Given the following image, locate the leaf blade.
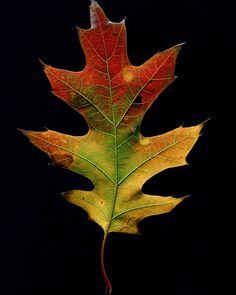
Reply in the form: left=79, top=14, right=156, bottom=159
left=110, top=195, right=187, bottom=234
left=21, top=1, right=204, bottom=293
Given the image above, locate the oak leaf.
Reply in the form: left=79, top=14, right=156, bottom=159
left=20, top=1, right=203, bottom=293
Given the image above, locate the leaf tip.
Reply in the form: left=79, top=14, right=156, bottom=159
left=39, top=58, right=47, bottom=69
left=195, top=119, right=209, bottom=136
left=89, top=0, right=108, bottom=28
left=61, top=191, right=71, bottom=202
left=199, top=118, right=211, bottom=128
left=121, top=17, right=126, bottom=25
left=89, top=0, right=99, bottom=14
left=17, top=127, right=24, bottom=133
left=178, top=42, right=187, bottom=47
left=170, top=42, right=186, bottom=53
left=18, top=128, right=29, bottom=137
left=75, top=25, right=81, bottom=32
left=182, top=195, right=190, bottom=201
left=174, top=195, right=189, bottom=208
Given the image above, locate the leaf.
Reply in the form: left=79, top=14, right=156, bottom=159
left=20, top=1, right=203, bottom=293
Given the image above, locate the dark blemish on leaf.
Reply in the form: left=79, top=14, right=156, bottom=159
left=112, top=31, right=118, bottom=37
left=50, top=153, right=74, bottom=168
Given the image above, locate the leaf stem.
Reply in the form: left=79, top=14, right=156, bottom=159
left=101, top=233, right=112, bottom=294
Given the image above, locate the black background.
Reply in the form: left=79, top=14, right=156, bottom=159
left=6, top=0, right=232, bottom=294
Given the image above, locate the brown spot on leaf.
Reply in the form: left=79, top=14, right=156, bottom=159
left=50, top=152, right=74, bottom=168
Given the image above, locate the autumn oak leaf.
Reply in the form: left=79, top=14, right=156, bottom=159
left=20, top=1, right=203, bottom=293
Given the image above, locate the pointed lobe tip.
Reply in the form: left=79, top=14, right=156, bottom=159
left=39, top=58, right=47, bottom=69
left=18, top=128, right=28, bottom=135
left=90, top=0, right=99, bottom=10
left=200, top=118, right=211, bottom=127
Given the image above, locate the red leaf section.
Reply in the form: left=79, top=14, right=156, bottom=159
left=42, top=1, right=182, bottom=138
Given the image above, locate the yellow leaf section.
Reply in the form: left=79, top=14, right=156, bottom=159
left=117, top=124, right=203, bottom=185
left=61, top=123, right=203, bottom=236
left=20, top=128, right=117, bottom=230
left=63, top=190, right=110, bottom=231
left=110, top=195, right=186, bottom=234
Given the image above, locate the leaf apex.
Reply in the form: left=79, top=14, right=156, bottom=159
left=176, top=42, right=186, bottom=48
left=121, top=17, right=126, bottom=24
left=199, top=118, right=211, bottom=128
left=194, top=120, right=209, bottom=136
left=176, top=195, right=189, bottom=204
left=17, top=127, right=25, bottom=133
left=185, top=160, right=190, bottom=166
left=183, top=194, right=190, bottom=199
left=39, top=58, right=47, bottom=69
left=90, top=0, right=100, bottom=13
left=61, top=191, right=70, bottom=200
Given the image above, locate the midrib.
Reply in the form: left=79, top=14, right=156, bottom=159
left=98, top=19, right=118, bottom=234
left=105, top=59, right=118, bottom=233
